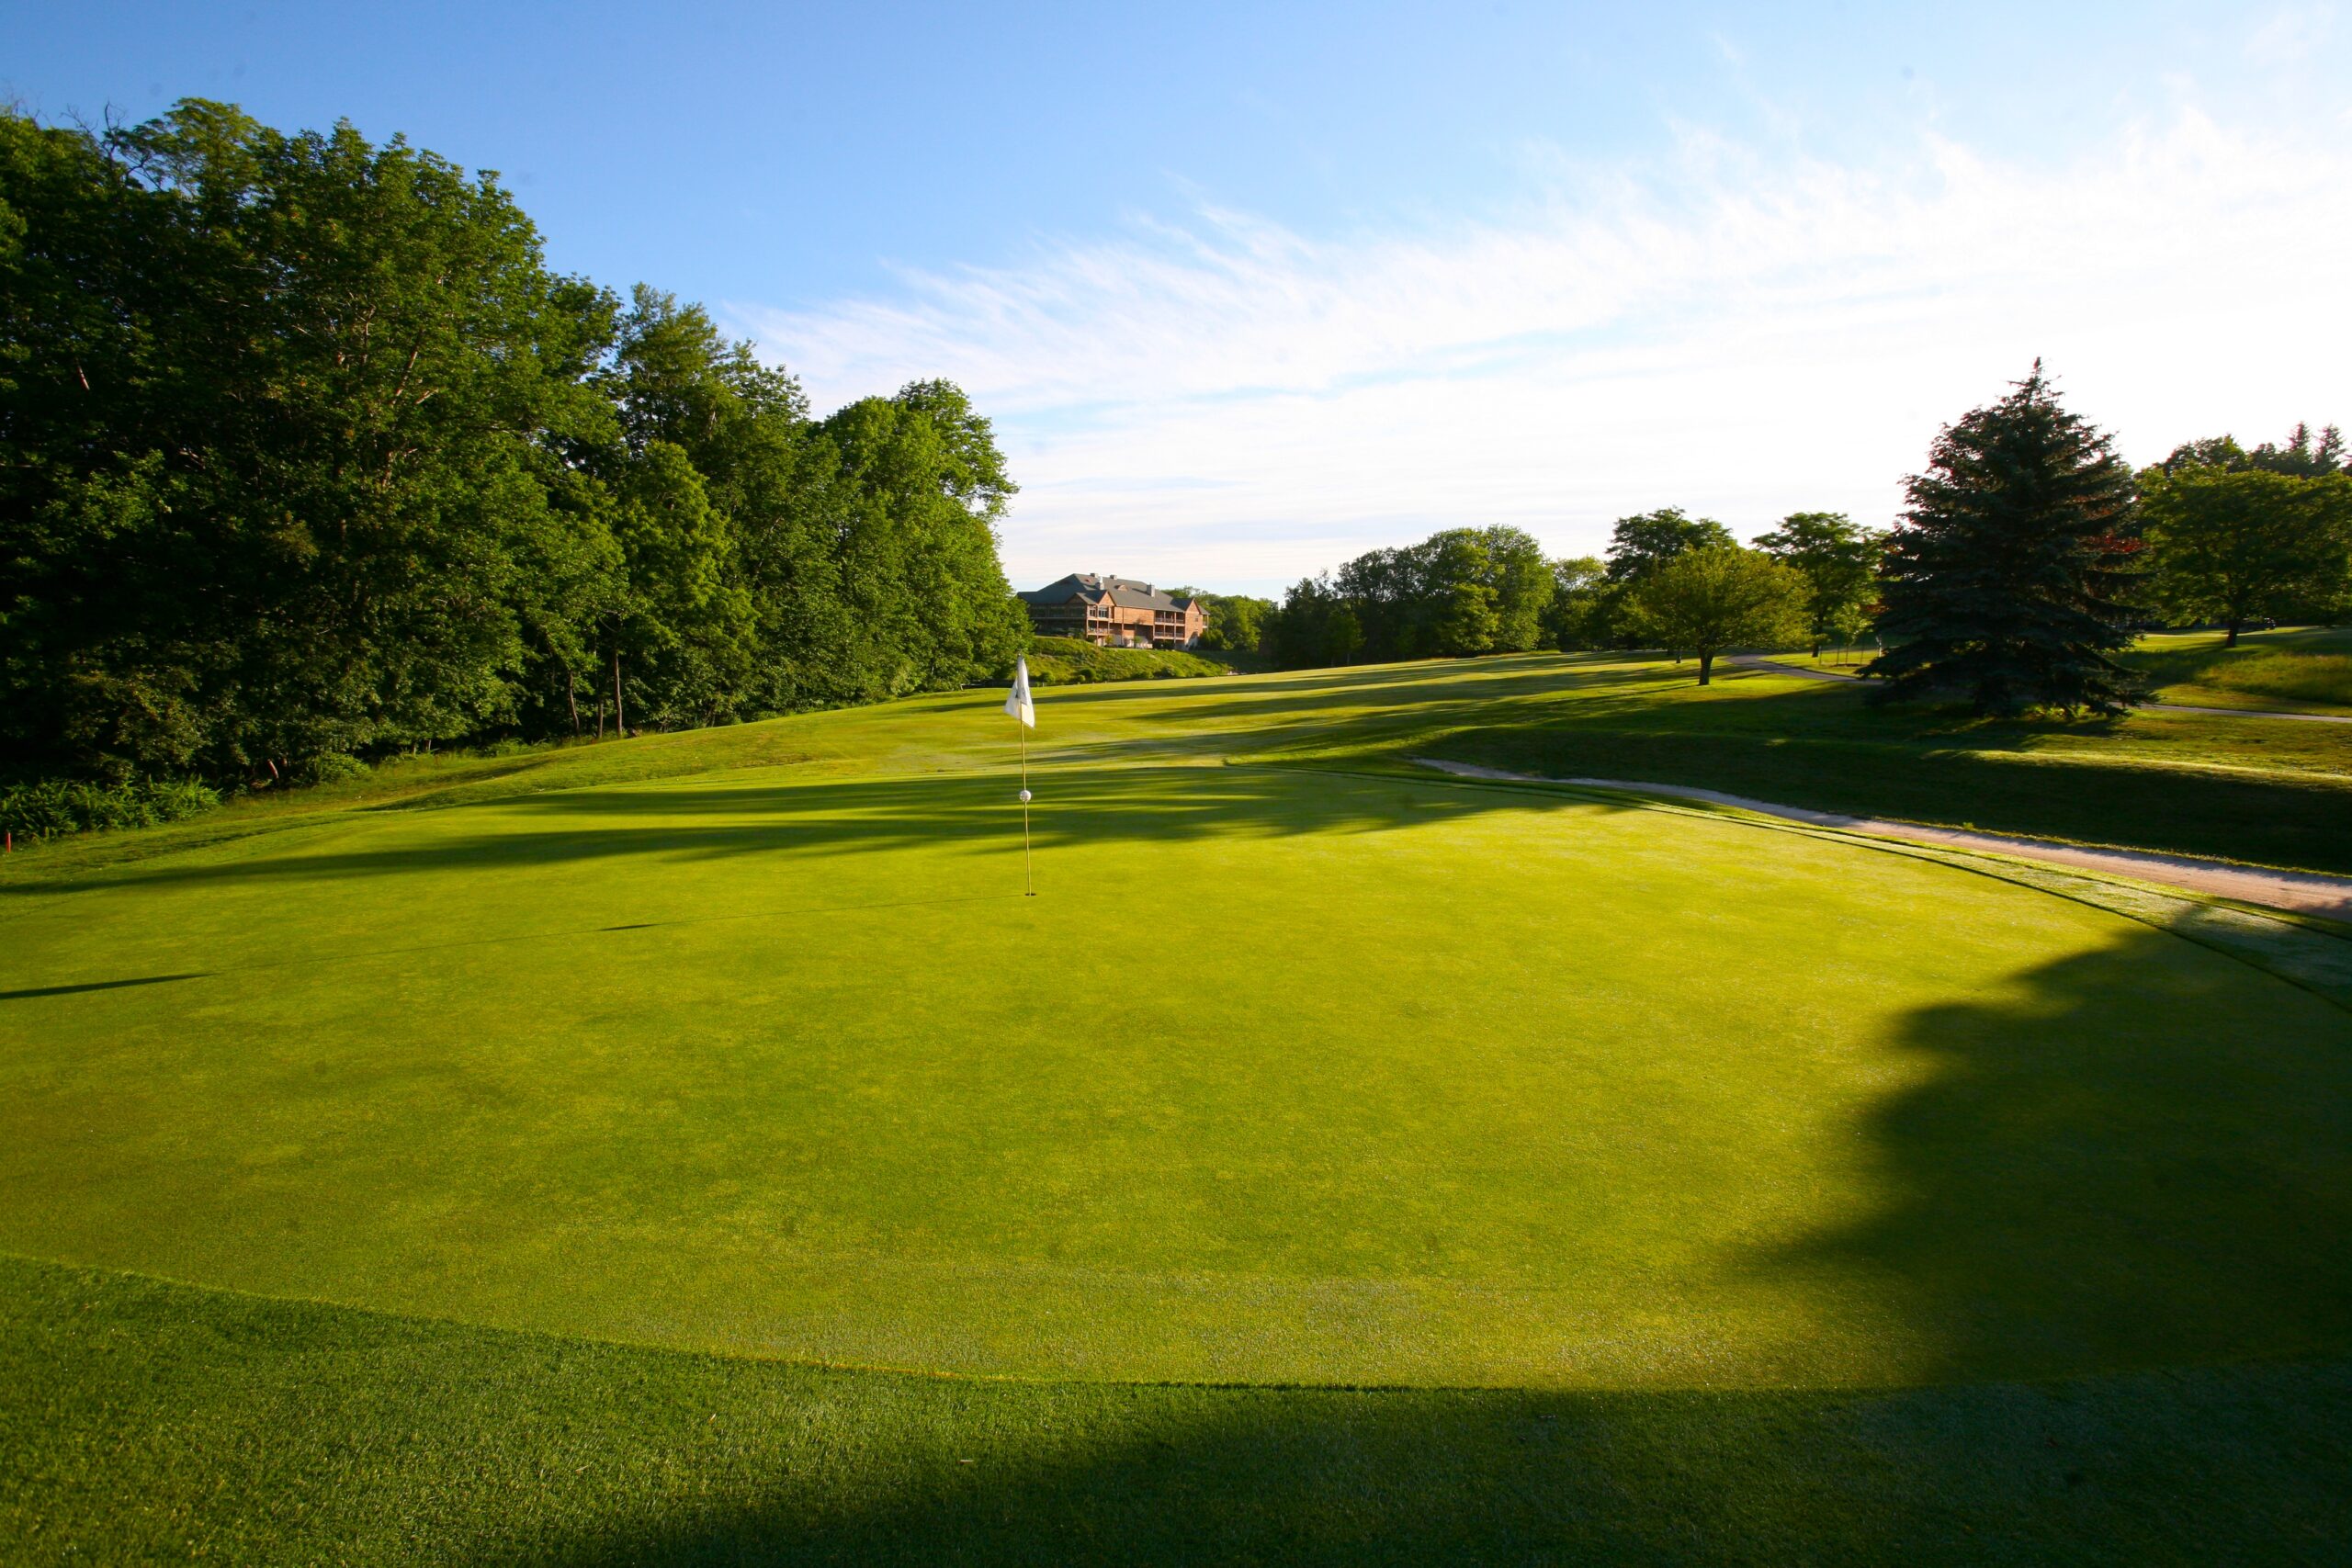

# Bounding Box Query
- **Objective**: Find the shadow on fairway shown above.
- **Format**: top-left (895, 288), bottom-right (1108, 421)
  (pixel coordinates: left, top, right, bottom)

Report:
top-left (0, 971), bottom-right (211, 1001)
top-left (515, 926), bottom-right (2352, 1565)
top-left (11, 1253), bottom-right (2348, 1566)
top-left (523, 1362), bottom-right (2352, 1567)
top-left (1759, 922), bottom-right (2352, 1387)
top-left (1433, 705), bottom-right (2352, 874)
top-left (4, 764), bottom-right (1636, 896)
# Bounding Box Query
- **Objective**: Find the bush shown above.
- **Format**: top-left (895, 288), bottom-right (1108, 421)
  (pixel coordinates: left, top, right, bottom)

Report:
top-left (1022, 637), bottom-right (1236, 686)
top-left (299, 752), bottom-right (372, 785)
top-left (0, 777), bottom-right (221, 842)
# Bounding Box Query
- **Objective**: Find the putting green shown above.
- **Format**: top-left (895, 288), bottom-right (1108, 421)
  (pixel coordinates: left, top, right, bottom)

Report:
top-left (3, 740), bottom-right (2348, 1391)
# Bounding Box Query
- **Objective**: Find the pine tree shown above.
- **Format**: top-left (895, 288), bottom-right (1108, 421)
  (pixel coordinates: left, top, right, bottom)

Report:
top-left (1867, 364), bottom-right (2144, 716)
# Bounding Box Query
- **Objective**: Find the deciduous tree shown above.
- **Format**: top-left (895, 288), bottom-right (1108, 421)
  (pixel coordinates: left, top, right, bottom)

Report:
top-left (2141, 467), bottom-right (2352, 644)
top-left (1624, 547), bottom-right (1806, 685)
top-left (1754, 511), bottom-right (1883, 656)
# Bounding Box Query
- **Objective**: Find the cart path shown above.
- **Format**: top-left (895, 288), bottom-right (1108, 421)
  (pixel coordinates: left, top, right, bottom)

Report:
top-left (1725, 653), bottom-right (2352, 723)
top-left (1413, 758), bottom-right (2352, 922)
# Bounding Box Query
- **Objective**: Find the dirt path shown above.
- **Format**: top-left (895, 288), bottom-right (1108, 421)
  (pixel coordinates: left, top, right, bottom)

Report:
top-left (1726, 654), bottom-right (2352, 724)
top-left (1414, 758), bottom-right (2352, 922)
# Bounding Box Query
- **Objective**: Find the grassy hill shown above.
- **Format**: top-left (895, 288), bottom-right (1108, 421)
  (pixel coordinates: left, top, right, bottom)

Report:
top-left (2120, 624), bottom-right (2352, 713)
top-left (5, 651), bottom-right (2349, 1561)
top-left (1022, 635), bottom-right (1237, 684)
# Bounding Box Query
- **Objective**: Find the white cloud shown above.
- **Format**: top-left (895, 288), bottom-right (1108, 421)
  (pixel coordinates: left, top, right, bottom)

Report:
top-left (735, 107), bottom-right (2352, 596)
top-left (2247, 4), bottom-right (2335, 65)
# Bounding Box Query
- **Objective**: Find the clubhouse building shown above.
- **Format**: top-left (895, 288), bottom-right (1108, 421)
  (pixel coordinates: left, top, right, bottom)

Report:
top-left (1017, 573), bottom-right (1208, 649)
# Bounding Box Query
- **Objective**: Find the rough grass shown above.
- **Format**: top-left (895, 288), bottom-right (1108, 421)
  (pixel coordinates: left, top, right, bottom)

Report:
top-left (2121, 625), bottom-right (2352, 713)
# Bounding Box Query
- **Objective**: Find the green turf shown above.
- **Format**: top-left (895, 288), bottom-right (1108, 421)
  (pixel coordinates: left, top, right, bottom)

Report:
top-left (5, 652), bottom-right (2350, 1560)
top-left (16, 646), bottom-right (2348, 874)
top-left (8, 1255), bottom-right (2348, 1565)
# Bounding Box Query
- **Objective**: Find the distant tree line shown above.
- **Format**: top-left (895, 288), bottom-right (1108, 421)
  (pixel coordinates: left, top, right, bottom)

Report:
top-left (1244, 375), bottom-right (2351, 715)
top-left (0, 100), bottom-right (1029, 790)
top-left (1212, 526), bottom-right (1557, 669)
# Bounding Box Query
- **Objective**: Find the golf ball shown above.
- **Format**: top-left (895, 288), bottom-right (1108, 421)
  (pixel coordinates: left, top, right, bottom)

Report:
top-left (1019, 789), bottom-right (1032, 804)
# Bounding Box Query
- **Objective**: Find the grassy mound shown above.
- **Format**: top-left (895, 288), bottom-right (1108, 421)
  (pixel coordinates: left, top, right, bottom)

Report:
top-left (2121, 625), bottom-right (2352, 712)
top-left (1023, 635), bottom-right (1235, 684)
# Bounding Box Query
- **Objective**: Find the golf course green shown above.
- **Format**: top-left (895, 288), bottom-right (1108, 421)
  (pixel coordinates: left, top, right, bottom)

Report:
top-left (5, 649), bottom-right (2349, 1561)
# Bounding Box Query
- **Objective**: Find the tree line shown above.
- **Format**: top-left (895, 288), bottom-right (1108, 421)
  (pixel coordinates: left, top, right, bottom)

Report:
top-left (1229, 374), bottom-right (2349, 714)
top-left (0, 100), bottom-right (1030, 791)
top-left (8, 99), bottom-right (2349, 807)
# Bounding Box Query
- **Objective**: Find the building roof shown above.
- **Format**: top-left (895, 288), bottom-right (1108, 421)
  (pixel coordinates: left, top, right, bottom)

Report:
top-left (1017, 572), bottom-right (1196, 614)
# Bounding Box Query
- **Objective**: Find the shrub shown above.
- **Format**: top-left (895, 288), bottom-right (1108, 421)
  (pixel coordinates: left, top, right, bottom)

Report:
top-left (0, 777), bottom-right (221, 842)
top-left (299, 752), bottom-right (372, 785)
top-left (1021, 637), bottom-right (1235, 686)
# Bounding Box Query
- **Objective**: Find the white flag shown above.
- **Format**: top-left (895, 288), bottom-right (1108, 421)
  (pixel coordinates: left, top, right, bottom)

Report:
top-left (1004, 656), bottom-right (1035, 728)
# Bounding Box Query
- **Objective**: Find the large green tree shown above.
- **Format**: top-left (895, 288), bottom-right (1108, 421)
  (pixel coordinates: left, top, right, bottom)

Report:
top-left (1582, 508), bottom-right (1736, 646)
top-left (0, 100), bottom-right (1035, 787)
top-left (1604, 508), bottom-right (1736, 581)
top-left (815, 381), bottom-right (1030, 697)
top-left (1867, 366), bottom-right (2143, 716)
top-left (1624, 546), bottom-right (1807, 684)
top-left (0, 100), bottom-right (619, 781)
top-left (1753, 512), bottom-right (1883, 657)
top-left (2140, 467), bottom-right (2352, 644)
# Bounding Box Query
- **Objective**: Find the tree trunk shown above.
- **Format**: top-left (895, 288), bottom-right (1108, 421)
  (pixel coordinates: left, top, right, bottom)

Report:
top-left (2225, 617), bottom-right (2241, 648)
top-left (567, 671), bottom-right (581, 736)
top-left (1698, 650), bottom-right (1714, 685)
top-left (612, 648), bottom-right (627, 737)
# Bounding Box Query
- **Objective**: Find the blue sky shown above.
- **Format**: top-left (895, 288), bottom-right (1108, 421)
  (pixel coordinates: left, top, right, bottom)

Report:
top-left (10, 2), bottom-right (2351, 592)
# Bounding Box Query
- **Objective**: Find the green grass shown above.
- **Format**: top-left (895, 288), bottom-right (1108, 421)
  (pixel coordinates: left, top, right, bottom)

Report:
top-left (2120, 625), bottom-right (2352, 713)
top-left (1023, 635), bottom-right (1236, 684)
top-left (5, 651), bottom-right (2350, 1561)
top-left (9, 1255), bottom-right (2347, 1565)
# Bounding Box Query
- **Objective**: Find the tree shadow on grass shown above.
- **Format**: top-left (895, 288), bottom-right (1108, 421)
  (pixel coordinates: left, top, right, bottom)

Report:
top-left (1756, 922), bottom-right (2352, 1388)
top-left (1435, 709), bottom-right (2352, 874)
top-left (2, 765), bottom-right (1635, 897)
top-left (13, 1254), bottom-right (2347, 1567)
top-left (11, 867), bottom-right (2352, 1561)
top-left (524, 1368), bottom-right (2351, 1567)
top-left (515, 923), bottom-right (2352, 1564)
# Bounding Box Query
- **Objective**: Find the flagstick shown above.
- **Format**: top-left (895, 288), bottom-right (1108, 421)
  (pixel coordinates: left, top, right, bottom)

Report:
top-left (1019, 720), bottom-right (1034, 897)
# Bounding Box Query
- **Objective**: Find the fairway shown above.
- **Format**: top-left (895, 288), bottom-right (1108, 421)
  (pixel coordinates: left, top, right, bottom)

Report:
top-left (6, 668), bottom-right (2349, 1404)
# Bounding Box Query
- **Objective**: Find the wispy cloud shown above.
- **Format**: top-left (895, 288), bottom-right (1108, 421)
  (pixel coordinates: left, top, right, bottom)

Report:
top-left (737, 107), bottom-right (2352, 594)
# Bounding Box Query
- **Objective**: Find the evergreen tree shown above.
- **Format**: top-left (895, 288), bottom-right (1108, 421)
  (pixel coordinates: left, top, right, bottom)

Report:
top-left (1867, 365), bottom-right (2144, 716)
